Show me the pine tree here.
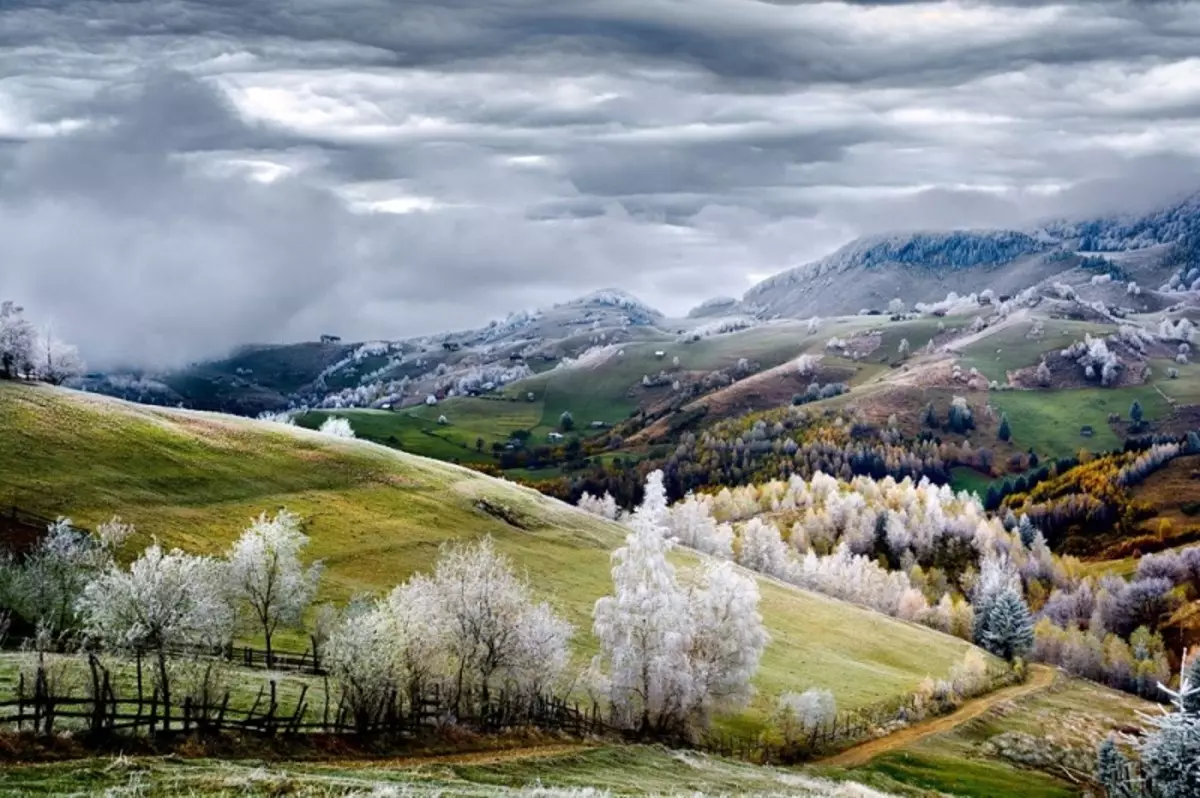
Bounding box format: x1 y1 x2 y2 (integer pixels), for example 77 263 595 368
1130 400 1144 427
1139 674 1200 797
1096 737 1132 798
998 413 1011 442
979 587 1035 662
1018 515 1036 549
922 402 938 428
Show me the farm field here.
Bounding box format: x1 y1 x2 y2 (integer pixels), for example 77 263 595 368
956 318 1112 382
988 386 1173 459
0 382 987 733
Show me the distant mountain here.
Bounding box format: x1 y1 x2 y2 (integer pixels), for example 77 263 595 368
737 192 1200 319
82 288 668 415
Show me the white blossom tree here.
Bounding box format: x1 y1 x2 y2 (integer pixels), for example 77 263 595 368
687 561 768 724
77 542 232 727
594 470 766 737
427 537 572 708
224 510 323 666
0 301 35 379
324 604 400 732
319 416 356 438
7 517 129 636
35 326 85 385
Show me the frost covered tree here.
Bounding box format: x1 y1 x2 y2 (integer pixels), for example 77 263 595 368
319 416 355 438
947 396 975 433
430 537 571 707
578 491 621 521
593 470 765 736
225 510 323 666
78 543 232 726
737 519 792 579
977 586 1034 661
898 338 910 358
1096 737 1134 798
35 327 85 385
0 301 35 379
324 603 399 732
686 561 768 725
1036 360 1052 387
773 688 836 747
593 472 692 734
6 517 129 636
667 493 733 559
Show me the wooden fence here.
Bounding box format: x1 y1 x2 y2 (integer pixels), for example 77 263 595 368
4 638 329 676
0 654 607 742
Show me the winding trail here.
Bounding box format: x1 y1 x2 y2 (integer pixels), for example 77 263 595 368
819 665 1058 769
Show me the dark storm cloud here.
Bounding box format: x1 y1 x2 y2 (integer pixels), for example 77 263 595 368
1 0 1200 366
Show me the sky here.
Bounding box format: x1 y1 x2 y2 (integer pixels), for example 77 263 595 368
2 0 1200 368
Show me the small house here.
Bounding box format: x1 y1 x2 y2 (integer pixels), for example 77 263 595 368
548 431 564 442
320 334 342 344
654 350 666 359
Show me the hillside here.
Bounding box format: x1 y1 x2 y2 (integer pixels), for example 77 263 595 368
0 381 984 728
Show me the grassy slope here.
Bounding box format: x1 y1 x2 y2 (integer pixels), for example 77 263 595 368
0 382 980 730
958 318 1112 382
831 676 1152 798
989 385 1173 460
0 745 894 797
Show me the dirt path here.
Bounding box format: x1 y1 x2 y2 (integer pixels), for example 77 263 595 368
819 665 1057 769
320 742 592 770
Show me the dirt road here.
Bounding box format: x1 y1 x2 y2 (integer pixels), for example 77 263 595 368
819 665 1057 769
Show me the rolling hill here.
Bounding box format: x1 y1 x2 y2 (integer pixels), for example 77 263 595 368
0 381 985 731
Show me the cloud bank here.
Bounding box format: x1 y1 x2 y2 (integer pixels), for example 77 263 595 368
1 0 1199 366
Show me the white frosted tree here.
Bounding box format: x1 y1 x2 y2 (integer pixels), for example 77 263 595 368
737 518 792 579
578 491 621 521
0 301 35 379
77 542 232 728
668 493 733 559
224 510 323 666
324 604 400 733
35 326 85 385
428 537 572 708
687 561 767 723
595 470 766 737
898 338 910 358
978 586 1034 661
1126 651 1200 798
773 688 836 747
319 416 355 438
8 517 128 636
593 473 694 735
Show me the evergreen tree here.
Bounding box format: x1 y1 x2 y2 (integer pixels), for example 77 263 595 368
1139 676 1200 797
921 402 938 428
979 587 1034 661
998 413 1011 442
1184 654 1200 715
1018 515 1037 549
1130 400 1144 427
559 411 575 432
1096 737 1132 798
